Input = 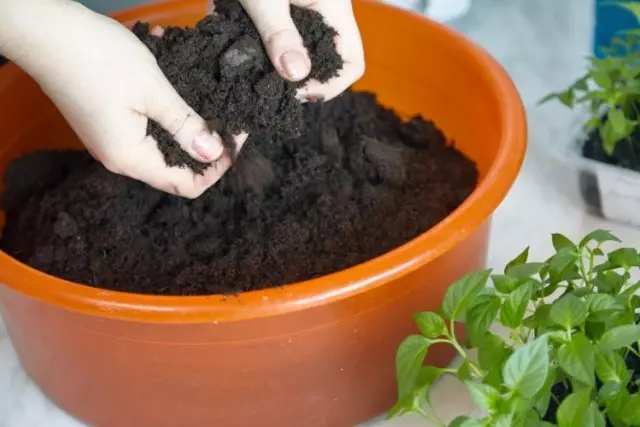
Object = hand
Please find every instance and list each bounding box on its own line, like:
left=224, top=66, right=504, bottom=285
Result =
left=212, top=0, right=365, bottom=100
left=1, top=0, right=246, bottom=199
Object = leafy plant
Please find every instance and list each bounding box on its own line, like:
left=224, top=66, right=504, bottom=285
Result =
left=540, top=2, right=640, bottom=155
left=391, top=230, right=640, bottom=427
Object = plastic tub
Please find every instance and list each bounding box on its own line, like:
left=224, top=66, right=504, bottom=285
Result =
left=0, top=1, right=526, bottom=426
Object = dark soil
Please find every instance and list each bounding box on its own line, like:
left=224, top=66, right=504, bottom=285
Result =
left=583, top=118, right=640, bottom=172
left=0, top=91, right=477, bottom=295
left=0, top=0, right=478, bottom=295
left=132, top=0, right=343, bottom=173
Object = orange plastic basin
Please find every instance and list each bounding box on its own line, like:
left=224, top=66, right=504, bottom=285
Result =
left=0, top=1, right=526, bottom=426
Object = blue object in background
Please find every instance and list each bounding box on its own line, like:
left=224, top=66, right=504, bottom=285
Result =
left=594, top=0, right=640, bottom=57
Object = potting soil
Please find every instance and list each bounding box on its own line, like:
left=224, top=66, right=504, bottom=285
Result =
left=134, top=0, right=343, bottom=173
left=0, top=1, right=478, bottom=295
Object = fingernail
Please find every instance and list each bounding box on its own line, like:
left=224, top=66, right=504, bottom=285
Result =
left=192, top=131, right=224, bottom=161
left=280, top=50, right=310, bottom=81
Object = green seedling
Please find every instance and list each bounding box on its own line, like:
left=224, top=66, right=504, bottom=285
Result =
left=541, top=2, right=640, bottom=156
left=391, top=230, right=640, bottom=427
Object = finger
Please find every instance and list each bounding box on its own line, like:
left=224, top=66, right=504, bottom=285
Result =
left=128, top=132, right=249, bottom=199
left=294, top=0, right=365, bottom=101
left=239, top=0, right=311, bottom=81
left=207, top=0, right=214, bottom=14
left=145, top=77, right=225, bottom=164
left=150, top=25, right=164, bottom=37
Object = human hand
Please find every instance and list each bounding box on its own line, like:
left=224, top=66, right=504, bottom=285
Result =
left=1, top=0, right=246, bottom=198
left=210, top=0, right=365, bottom=101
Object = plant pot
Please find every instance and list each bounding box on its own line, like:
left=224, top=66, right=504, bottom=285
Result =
left=0, top=1, right=526, bottom=426
left=557, top=118, right=640, bottom=228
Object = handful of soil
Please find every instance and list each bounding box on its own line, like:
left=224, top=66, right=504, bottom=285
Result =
left=0, top=1, right=479, bottom=296
left=133, top=0, right=343, bottom=173
left=0, top=93, right=478, bottom=295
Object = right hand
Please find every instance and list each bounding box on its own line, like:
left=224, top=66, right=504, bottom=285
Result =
left=212, top=0, right=365, bottom=101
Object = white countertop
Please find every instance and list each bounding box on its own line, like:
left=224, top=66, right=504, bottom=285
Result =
left=4, top=0, right=639, bottom=425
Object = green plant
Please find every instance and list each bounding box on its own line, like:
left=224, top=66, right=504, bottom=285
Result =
left=541, top=2, right=640, bottom=155
left=391, top=230, right=640, bottom=427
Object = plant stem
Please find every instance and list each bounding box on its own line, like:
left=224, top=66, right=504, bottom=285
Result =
left=449, top=319, right=484, bottom=377
left=416, top=406, right=446, bottom=427
left=579, top=250, right=592, bottom=290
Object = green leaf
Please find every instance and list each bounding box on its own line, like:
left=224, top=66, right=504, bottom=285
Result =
left=599, top=382, right=621, bottom=404
left=558, top=90, right=575, bottom=107
left=548, top=330, right=570, bottom=345
left=416, top=365, right=443, bottom=388
left=442, top=270, right=492, bottom=321
left=586, top=401, right=607, bottom=427
left=620, top=393, right=640, bottom=425
left=492, top=275, right=520, bottom=294
left=592, top=68, right=613, bottom=89
left=477, top=333, right=508, bottom=370
left=598, top=324, right=640, bottom=352
left=466, top=294, right=501, bottom=346
left=557, top=332, right=595, bottom=387
left=585, top=116, right=602, bottom=131
left=503, top=335, right=550, bottom=398
left=595, top=349, right=629, bottom=385
left=449, top=416, right=484, bottom=427
left=538, top=92, right=561, bottom=105
left=586, top=294, right=626, bottom=322
left=579, top=230, right=621, bottom=248
left=552, top=233, right=576, bottom=251
left=465, top=381, right=501, bottom=414
left=585, top=320, right=607, bottom=342
left=557, top=387, right=592, bottom=427
left=395, top=335, right=431, bottom=398
left=601, top=120, right=625, bottom=155
left=587, top=293, right=625, bottom=312
left=608, top=247, right=640, bottom=268
left=523, top=303, right=551, bottom=330
left=606, top=389, right=630, bottom=426
left=550, top=294, right=588, bottom=330
left=548, top=249, right=580, bottom=285
left=506, top=262, right=545, bottom=279
left=505, top=247, right=529, bottom=273
left=387, top=393, right=414, bottom=418
left=500, top=281, right=533, bottom=328
left=457, top=359, right=472, bottom=382
left=608, top=108, right=628, bottom=134
left=413, top=312, right=447, bottom=338
left=388, top=366, right=443, bottom=418
left=595, top=270, right=626, bottom=294
left=493, top=413, right=515, bottom=427
left=533, top=366, right=557, bottom=416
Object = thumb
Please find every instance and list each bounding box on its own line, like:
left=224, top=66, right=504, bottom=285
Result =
left=239, top=0, right=311, bottom=82
left=146, top=83, right=224, bottom=163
